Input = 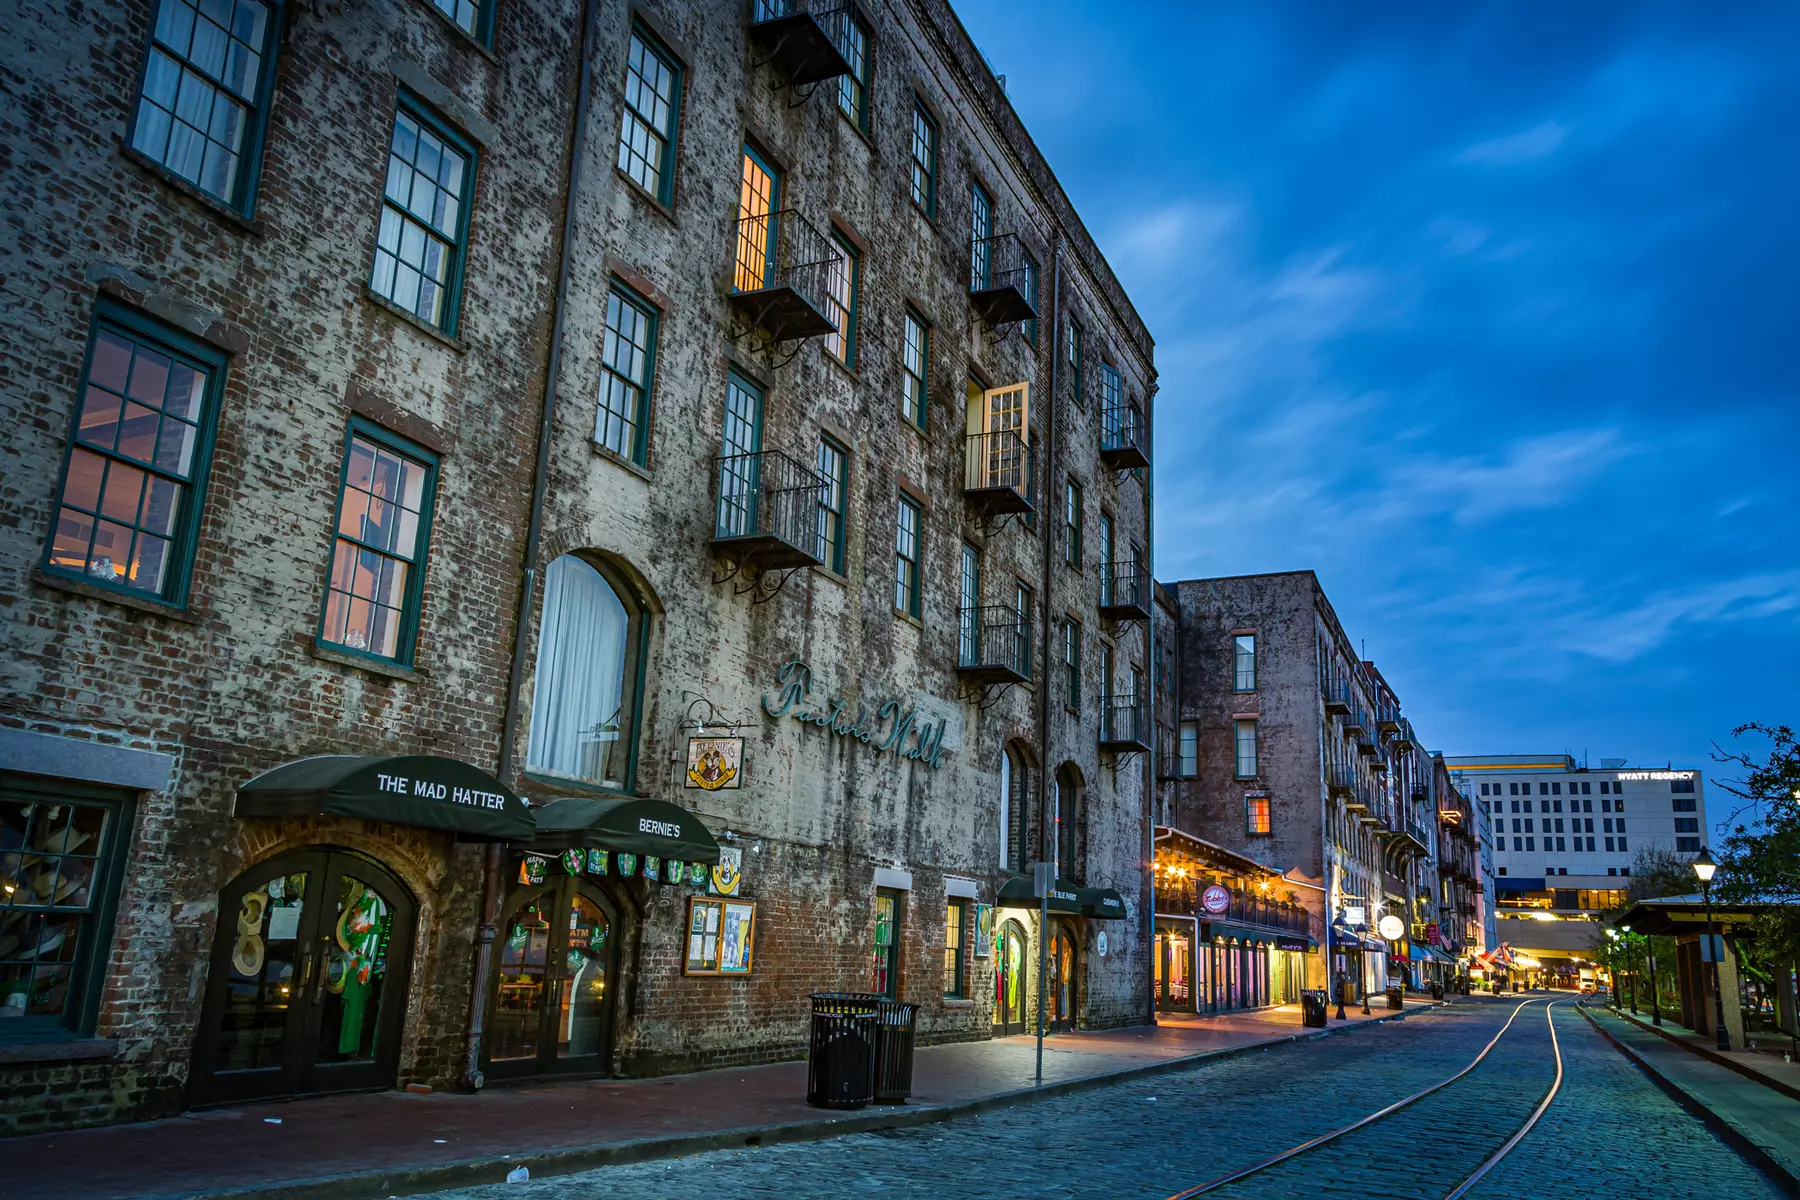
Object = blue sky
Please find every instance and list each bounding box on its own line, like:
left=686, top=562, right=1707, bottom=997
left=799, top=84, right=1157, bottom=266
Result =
left=957, top=2, right=1800, bottom=815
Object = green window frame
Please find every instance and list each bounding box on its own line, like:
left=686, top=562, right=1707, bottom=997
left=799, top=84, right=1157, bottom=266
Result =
left=618, top=23, right=682, bottom=206
left=127, top=0, right=284, bottom=215
left=901, top=308, right=929, bottom=429
left=369, top=94, right=478, bottom=335
left=1234, top=633, right=1256, bottom=691
left=1022, top=250, right=1040, bottom=344
left=943, top=899, right=967, bottom=999
left=1064, top=478, right=1083, bottom=568
left=316, top=418, right=440, bottom=667
left=1064, top=618, right=1082, bottom=712
left=909, top=102, right=937, bottom=215
left=1099, top=361, right=1123, bottom=412
left=1014, top=581, right=1034, bottom=678
left=816, top=434, right=848, bottom=575
left=1066, top=315, right=1084, bottom=405
left=1097, top=513, right=1114, bottom=604
left=969, top=182, right=993, bottom=291
left=873, top=887, right=901, bottom=997
left=894, top=492, right=922, bottom=618
left=824, top=233, right=860, bottom=367
left=427, top=0, right=494, bottom=45
left=837, top=11, right=873, bottom=132
left=1235, top=719, right=1258, bottom=780
left=0, top=775, right=136, bottom=1044
left=958, top=542, right=980, bottom=664
left=596, top=281, right=658, bottom=463
left=43, top=299, right=226, bottom=608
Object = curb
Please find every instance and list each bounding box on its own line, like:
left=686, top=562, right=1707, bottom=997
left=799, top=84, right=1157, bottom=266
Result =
left=1611, top=1008, right=1800, bottom=1103
left=163, top=1004, right=1442, bottom=1200
left=1578, top=1005, right=1800, bottom=1197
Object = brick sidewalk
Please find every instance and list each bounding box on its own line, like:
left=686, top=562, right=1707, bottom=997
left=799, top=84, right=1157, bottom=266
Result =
left=4, top=1000, right=1437, bottom=1200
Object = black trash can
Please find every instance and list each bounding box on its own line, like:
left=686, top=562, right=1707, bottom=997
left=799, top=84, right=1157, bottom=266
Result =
left=1386, top=984, right=1405, bottom=1010
left=1430, top=981, right=1445, bottom=1001
left=869, top=996, right=920, bottom=1103
left=1301, top=990, right=1328, bottom=1027
left=806, top=993, right=878, bottom=1109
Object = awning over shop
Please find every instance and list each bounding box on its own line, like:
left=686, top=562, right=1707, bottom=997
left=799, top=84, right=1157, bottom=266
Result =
left=1429, top=946, right=1458, bottom=966
left=1206, top=922, right=1281, bottom=944
left=1084, top=887, right=1128, bottom=921
left=996, top=874, right=1122, bottom=918
left=520, top=796, right=721, bottom=863
left=1409, top=944, right=1429, bottom=962
left=236, top=755, right=534, bottom=841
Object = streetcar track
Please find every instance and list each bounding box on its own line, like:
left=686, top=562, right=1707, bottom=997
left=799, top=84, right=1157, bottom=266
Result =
left=1164, top=999, right=1566, bottom=1200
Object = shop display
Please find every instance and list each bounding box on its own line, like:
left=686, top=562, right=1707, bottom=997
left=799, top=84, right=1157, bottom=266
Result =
left=683, top=897, right=755, bottom=976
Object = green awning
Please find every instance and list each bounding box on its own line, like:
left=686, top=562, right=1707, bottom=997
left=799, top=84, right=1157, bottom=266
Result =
left=236, top=755, right=533, bottom=842
left=520, top=796, right=721, bottom=864
left=1083, top=887, right=1128, bottom=921
left=996, top=873, right=1086, bottom=916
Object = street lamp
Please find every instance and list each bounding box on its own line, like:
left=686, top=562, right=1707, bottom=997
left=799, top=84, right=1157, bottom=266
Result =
left=1622, top=924, right=1638, bottom=1015
left=1693, top=847, right=1730, bottom=1051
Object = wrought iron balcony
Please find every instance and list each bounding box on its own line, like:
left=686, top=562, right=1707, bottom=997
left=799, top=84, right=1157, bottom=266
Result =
left=1376, top=701, right=1401, bottom=736
left=1097, top=559, right=1150, bottom=621
left=967, top=232, right=1038, bottom=326
left=962, top=429, right=1035, bottom=517
left=1392, top=718, right=1415, bottom=750
left=1341, top=702, right=1367, bottom=739
left=728, top=209, right=841, bottom=344
left=1327, top=761, right=1356, bottom=800
left=1099, top=695, right=1150, bottom=753
left=748, top=0, right=856, bottom=87
left=956, top=604, right=1032, bottom=686
left=712, top=448, right=826, bottom=570
left=1323, top=681, right=1351, bottom=716
left=1100, top=399, right=1149, bottom=470
left=1369, top=752, right=1389, bottom=773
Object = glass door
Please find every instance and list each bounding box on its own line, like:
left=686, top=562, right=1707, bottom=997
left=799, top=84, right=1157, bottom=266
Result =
left=734, top=146, right=780, bottom=292
left=1048, top=927, right=1076, bottom=1032
left=485, top=877, right=619, bottom=1080
left=992, top=919, right=1026, bottom=1034
left=190, top=849, right=414, bottom=1107
left=716, top=372, right=765, bottom=539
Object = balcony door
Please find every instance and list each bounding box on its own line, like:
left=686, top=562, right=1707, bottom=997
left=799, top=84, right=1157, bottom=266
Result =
left=977, top=382, right=1029, bottom=490
left=716, top=371, right=765, bottom=538
left=735, top=146, right=780, bottom=292
left=958, top=543, right=980, bottom=664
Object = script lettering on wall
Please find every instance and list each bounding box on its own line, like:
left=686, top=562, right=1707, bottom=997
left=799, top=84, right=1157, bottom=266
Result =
left=761, top=659, right=953, bottom=768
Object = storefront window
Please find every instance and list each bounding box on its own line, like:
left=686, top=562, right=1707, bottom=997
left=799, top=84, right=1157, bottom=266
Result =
left=943, top=900, right=966, bottom=998
left=525, top=554, right=644, bottom=792
left=0, top=783, right=130, bottom=1040
left=873, top=888, right=901, bottom=997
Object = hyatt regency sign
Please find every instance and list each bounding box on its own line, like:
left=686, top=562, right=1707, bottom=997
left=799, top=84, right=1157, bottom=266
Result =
left=762, top=658, right=952, bottom=768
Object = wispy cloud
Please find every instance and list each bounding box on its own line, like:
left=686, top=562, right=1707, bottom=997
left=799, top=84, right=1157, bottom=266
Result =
left=1568, top=573, right=1800, bottom=663
left=1455, top=120, right=1570, bottom=166
left=1376, top=428, right=1636, bottom=524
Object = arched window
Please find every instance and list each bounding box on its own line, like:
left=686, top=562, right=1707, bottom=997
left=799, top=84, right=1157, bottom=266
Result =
left=998, top=750, right=1011, bottom=870
left=1000, top=743, right=1035, bottom=873
left=525, top=554, right=644, bottom=791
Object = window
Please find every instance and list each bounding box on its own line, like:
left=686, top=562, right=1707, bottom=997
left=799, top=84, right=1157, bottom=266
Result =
left=837, top=12, right=872, bottom=130
left=1672, top=778, right=1697, bottom=793
left=370, top=99, right=476, bottom=334
left=596, top=284, right=657, bottom=463
left=823, top=234, right=860, bottom=366
left=1673, top=797, right=1697, bottom=812
left=0, top=779, right=134, bottom=1041
left=902, top=309, right=929, bottom=429
left=1097, top=514, right=1115, bottom=604
left=1510, top=782, right=1519, bottom=796
left=1234, top=634, right=1256, bottom=691
left=1555, top=837, right=1566, bottom=852
left=525, top=554, right=646, bottom=792
left=1022, top=251, right=1040, bottom=344
left=1551, top=782, right=1561, bottom=795
left=619, top=26, right=681, bottom=204
left=129, top=0, right=280, bottom=213
left=970, top=182, right=993, bottom=291
left=428, top=0, right=489, bottom=39
left=1554, top=818, right=1564, bottom=833
left=1524, top=819, right=1534, bottom=833
left=816, top=436, right=848, bottom=574
left=1583, top=799, right=1593, bottom=813
left=1015, top=583, right=1034, bottom=677
left=1066, top=316, right=1084, bottom=404
left=909, top=103, right=936, bottom=214
left=1526, top=837, right=1535, bottom=851
left=1178, top=722, right=1198, bottom=777
left=1540, top=801, right=1550, bottom=813
left=1553, top=800, right=1563, bottom=813
left=944, top=899, right=967, bottom=998
left=998, top=749, right=1012, bottom=869
left=1674, top=818, right=1699, bottom=834
left=1605, top=837, right=1614, bottom=852
left=1064, top=479, right=1083, bottom=568
left=1246, top=794, right=1271, bottom=836
left=317, top=422, right=438, bottom=665
left=44, top=303, right=224, bottom=606
left=1234, top=720, right=1258, bottom=779
left=734, top=146, right=780, bottom=292
left=957, top=543, right=980, bottom=663
left=1603, top=819, right=1613, bottom=833
left=873, top=888, right=901, bottom=997
left=1064, top=619, right=1082, bottom=711
left=1099, top=362, right=1122, bottom=414
left=1513, top=838, right=1522, bottom=851
left=1511, top=801, right=1520, bottom=813
left=1619, top=838, right=1631, bottom=853
left=894, top=494, right=922, bottom=618
left=1676, top=836, right=1700, bottom=853
left=1602, top=799, right=1612, bottom=813
left=1581, top=782, right=1592, bottom=794
left=1616, top=800, right=1627, bottom=812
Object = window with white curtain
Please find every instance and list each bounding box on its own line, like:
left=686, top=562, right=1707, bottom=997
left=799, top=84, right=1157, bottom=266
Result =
left=525, top=554, right=642, bottom=791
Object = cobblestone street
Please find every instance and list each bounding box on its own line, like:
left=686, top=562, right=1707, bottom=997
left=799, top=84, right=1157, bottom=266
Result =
left=432, top=1000, right=1782, bottom=1200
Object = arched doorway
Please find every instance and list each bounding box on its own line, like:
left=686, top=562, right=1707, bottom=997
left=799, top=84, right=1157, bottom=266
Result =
left=1048, top=921, right=1079, bottom=1032
left=993, top=918, right=1028, bottom=1035
left=189, top=848, right=416, bottom=1107
left=484, top=875, right=622, bottom=1081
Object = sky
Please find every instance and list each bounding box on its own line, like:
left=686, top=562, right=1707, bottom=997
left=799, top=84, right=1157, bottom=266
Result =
left=955, top=1, right=1800, bottom=825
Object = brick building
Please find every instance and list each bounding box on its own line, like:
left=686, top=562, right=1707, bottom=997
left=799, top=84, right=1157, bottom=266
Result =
left=0, top=0, right=1155, bottom=1134
left=1152, top=571, right=1460, bottom=1011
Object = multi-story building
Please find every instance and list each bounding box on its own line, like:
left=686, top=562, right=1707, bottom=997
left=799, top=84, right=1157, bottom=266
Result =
left=1431, top=754, right=1480, bottom=984
left=0, top=0, right=1156, bottom=1134
left=1446, top=755, right=1707, bottom=987
left=1153, top=571, right=1459, bottom=1009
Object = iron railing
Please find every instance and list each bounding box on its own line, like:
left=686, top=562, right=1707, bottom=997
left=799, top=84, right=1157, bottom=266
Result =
left=713, top=448, right=826, bottom=564
left=1327, top=760, right=1357, bottom=799
left=1154, top=882, right=1315, bottom=939
left=961, top=429, right=1035, bottom=513
left=1098, top=558, right=1149, bottom=617
left=967, top=231, right=1037, bottom=325
left=1099, top=694, right=1149, bottom=749
left=749, top=0, right=857, bottom=87
left=956, top=604, right=1032, bottom=682
left=1100, top=399, right=1148, bottom=468
left=730, top=209, right=842, bottom=342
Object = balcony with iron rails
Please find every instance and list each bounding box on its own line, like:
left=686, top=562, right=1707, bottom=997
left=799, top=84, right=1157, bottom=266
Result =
left=1340, top=697, right=1367, bottom=739
left=1353, top=711, right=1378, bottom=756
left=1376, top=699, right=1401, bottom=736
left=1100, top=398, right=1149, bottom=471
left=1099, top=694, right=1151, bottom=754
left=712, top=448, right=826, bottom=571
left=1155, top=879, right=1315, bottom=940
left=1324, top=679, right=1351, bottom=715
left=1392, top=717, right=1416, bottom=750
left=962, top=428, right=1035, bottom=518
left=967, top=231, right=1038, bottom=327
left=956, top=605, right=1032, bottom=687
left=748, top=0, right=856, bottom=87
left=728, top=209, right=842, bottom=344
left=1369, top=751, right=1389, bottom=773
left=1098, top=558, right=1150, bottom=621
left=1328, top=760, right=1357, bottom=801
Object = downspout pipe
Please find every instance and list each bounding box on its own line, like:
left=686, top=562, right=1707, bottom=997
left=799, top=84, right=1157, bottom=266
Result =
left=1036, top=242, right=1062, bottom=1051
left=1143, top=380, right=1156, bottom=1024
left=463, top=0, right=601, bottom=1091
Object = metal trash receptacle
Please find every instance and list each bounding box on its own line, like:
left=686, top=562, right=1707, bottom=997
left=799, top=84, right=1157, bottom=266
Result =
left=1430, top=981, right=1445, bottom=1000
left=868, top=996, right=920, bottom=1103
left=1301, top=990, right=1328, bottom=1027
left=806, top=993, right=878, bottom=1109
left=1385, top=984, right=1405, bottom=1010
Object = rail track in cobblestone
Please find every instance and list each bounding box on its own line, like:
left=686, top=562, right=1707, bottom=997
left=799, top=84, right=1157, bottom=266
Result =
left=1165, top=998, right=1565, bottom=1200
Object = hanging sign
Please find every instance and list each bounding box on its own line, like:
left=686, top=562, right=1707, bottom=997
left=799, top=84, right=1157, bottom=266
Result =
left=710, top=846, right=743, bottom=897
left=1378, top=914, right=1406, bottom=941
left=762, top=659, right=953, bottom=768
left=686, top=737, right=744, bottom=790
left=1201, top=885, right=1231, bottom=914
left=1343, top=905, right=1366, bottom=926
left=974, top=904, right=994, bottom=958
left=1426, top=923, right=1442, bottom=946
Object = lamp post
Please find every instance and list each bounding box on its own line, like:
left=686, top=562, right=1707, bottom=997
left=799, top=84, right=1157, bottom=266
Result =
left=1646, top=935, right=1662, bottom=1027
left=1622, top=924, right=1638, bottom=1015
left=1693, top=847, right=1730, bottom=1051
left=1605, top=927, right=1621, bottom=1008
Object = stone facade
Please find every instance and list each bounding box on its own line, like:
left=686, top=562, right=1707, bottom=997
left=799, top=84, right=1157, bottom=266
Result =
left=0, top=0, right=1154, bottom=1134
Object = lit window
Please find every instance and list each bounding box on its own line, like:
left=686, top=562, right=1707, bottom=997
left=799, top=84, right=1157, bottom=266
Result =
left=319, top=424, right=438, bottom=664
left=595, top=284, right=657, bottom=463
left=909, top=104, right=936, bottom=213
left=1246, top=794, right=1271, bottom=836
left=943, top=899, right=966, bottom=998
left=370, top=101, right=476, bottom=333
left=902, top=309, right=929, bottom=429
left=618, top=27, right=681, bottom=204
left=130, top=0, right=279, bottom=212
left=525, top=554, right=645, bottom=791
left=894, top=494, right=921, bottom=617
